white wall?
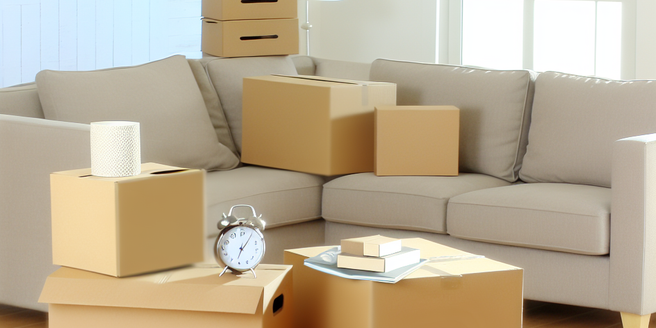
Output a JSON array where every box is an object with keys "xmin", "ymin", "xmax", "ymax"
[{"xmin": 307, "ymin": 0, "xmax": 438, "ymax": 64}]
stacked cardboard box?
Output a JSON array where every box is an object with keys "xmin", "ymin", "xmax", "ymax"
[
  {"xmin": 49, "ymin": 162, "xmax": 205, "ymax": 277},
  {"xmin": 201, "ymin": 0, "xmax": 299, "ymax": 57},
  {"xmin": 40, "ymin": 265, "xmax": 294, "ymax": 328},
  {"xmin": 41, "ymin": 162, "xmax": 294, "ymax": 328},
  {"xmin": 375, "ymin": 105, "xmax": 461, "ymax": 176},
  {"xmin": 241, "ymin": 75, "xmax": 397, "ymax": 176}
]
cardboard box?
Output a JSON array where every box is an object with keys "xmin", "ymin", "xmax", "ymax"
[
  {"xmin": 50, "ymin": 163, "xmax": 204, "ymax": 277},
  {"xmin": 39, "ymin": 264, "xmax": 293, "ymax": 328},
  {"xmin": 242, "ymin": 75, "xmax": 397, "ymax": 176},
  {"xmin": 284, "ymin": 238, "xmax": 523, "ymax": 328},
  {"xmin": 341, "ymin": 235, "xmax": 402, "ymax": 257},
  {"xmin": 337, "ymin": 247, "xmax": 420, "ymax": 273},
  {"xmin": 375, "ymin": 105, "xmax": 460, "ymax": 176},
  {"xmin": 202, "ymin": 18, "xmax": 299, "ymax": 58},
  {"xmin": 202, "ymin": 0, "xmax": 297, "ymax": 21}
]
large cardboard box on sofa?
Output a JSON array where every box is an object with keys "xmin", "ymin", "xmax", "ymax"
[
  {"xmin": 202, "ymin": 18, "xmax": 298, "ymax": 58},
  {"xmin": 284, "ymin": 238, "xmax": 523, "ymax": 328},
  {"xmin": 375, "ymin": 105, "xmax": 460, "ymax": 176},
  {"xmin": 39, "ymin": 264, "xmax": 293, "ymax": 328},
  {"xmin": 242, "ymin": 75, "xmax": 397, "ymax": 176},
  {"xmin": 50, "ymin": 163, "xmax": 204, "ymax": 277},
  {"xmin": 202, "ymin": 0, "xmax": 297, "ymax": 21}
]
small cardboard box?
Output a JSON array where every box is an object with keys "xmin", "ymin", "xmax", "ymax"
[
  {"xmin": 242, "ymin": 75, "xmax": 397, "ymax": 176},
  {"xmin": 202, "ymin": 18, "xmax": 299, "ymax": 58},
  {"xmin": 284, "ymin": 238, "xmax": 523, "ymax": 328},
  {"xmin": 340, "ymin": 235, "xmax": 402, "ymax": 257},
  {"xmin": 39, "ymin": 264, "xmax": 293, "ymax": 328},
  {"xmin": 374, "ymin": 105, "xmax": 460, "ymax": 176},
  {"xmin": 202, "ymin": 0, "xmax": 297, "ymax": 21},
  {"xmin": 50, "ymin": 163, "xmax": 204, "ymax": 277}
]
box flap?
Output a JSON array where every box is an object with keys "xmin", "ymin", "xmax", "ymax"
[
  {"xmin": 286, "ymin": 238, "xmax": 521, "ymax": 281},
  {"xmin": 51, "ymin": 163, "xmax": 196, "ymax": 181},
  {"xmin": 268, "ymin": 74, "xmax": 394, "ymax": 87},
  {"xmin": 399, "ymin": 238, "xmax": 522, "ymax": 279},
  {"xmin": 39, "ymin": 264, "xmax": 292, "ymax": 314}
]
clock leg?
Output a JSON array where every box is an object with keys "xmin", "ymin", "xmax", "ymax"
[
  {"xmin": 250, "ymin": 268, "xmax": 257, "ymax": 279},
  {"xmin": 219, "ymin": 266, "xmax": 230, "ymax": 277}
]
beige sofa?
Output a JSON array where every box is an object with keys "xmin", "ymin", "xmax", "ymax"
[{"xmin": 1, "ymin": 55, "xmax": 655, "ymax": 327}]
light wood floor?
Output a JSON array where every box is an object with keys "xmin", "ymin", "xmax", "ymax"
[{"xmin": 1, "ymin": 300, "xmax": 654, "ymax": 327}]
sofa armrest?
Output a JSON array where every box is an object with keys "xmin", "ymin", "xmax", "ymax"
[
  {"xmin": 610, "ymin": 133, "xmax": 656, "ymax": 315},
  {"xmin": 0, "ymin": 114, "xmax": 90, "ymax": 311}
]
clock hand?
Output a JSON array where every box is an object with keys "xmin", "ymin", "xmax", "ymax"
[{"xmin": 238, "ymin": 232, "xmax": 253, "ymax": 259}]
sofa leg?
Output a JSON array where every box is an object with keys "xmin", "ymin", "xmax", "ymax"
[{"xmin": 621, "ymin": 312, "xmax": 651, "ymax": 328}]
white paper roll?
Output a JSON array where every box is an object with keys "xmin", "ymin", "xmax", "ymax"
[{"xmin": 90, "ymin": 121, "xmax": 141, "ymax": 177}]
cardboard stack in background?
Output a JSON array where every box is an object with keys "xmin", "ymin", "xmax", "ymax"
[
  {"xmin": 201, "ymin": 0, "xmax": 299, "ymax": 57},
  {"xmin": 241, "ymin": 75, "xmax": 397, "ymax": 176},
  {"xmin": 42, "ymin": 162, "xmax": 295, "ymax": 328},
  {"xmin": 374, "ymin": 105, "xmax": 460, "ymax": 176}
]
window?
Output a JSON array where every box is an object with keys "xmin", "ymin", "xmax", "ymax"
[
  {"xmin": 462, "ymin": 0, "xmax": 524, "ymax": 70},
  {"xmin": 443, "ymin": 0, "xmax": 631, "ymax": 79},
  {"xmin": 0, "ymin": 0, "xmax": 202, "ymax": 88}
]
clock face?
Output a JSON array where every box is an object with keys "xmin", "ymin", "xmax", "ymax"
[{"xmin": 216, "ymin": 225, "xmax": 265, "ymax": 271}]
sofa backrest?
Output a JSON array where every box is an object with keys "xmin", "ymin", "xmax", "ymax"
[
  {"xmin": 291, "ymin": 56, "xmax": 371, "ymax": 81},
  {"xmin": 519, "ymin": 72, "xmax": 656, "ymax": 188},
  {"xmin": 203, "ymin": 56, "xmax": 299, "ymax": 154},
  {"xmin": 370, "ymin": 58, "xmax": 536, "ymax": 182},
  {"xmin": 0, "ymin": 83, "xmax": 44, "ymax": 118}
]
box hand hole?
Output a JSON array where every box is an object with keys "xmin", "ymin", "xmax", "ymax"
[
  {"xmin": 150, "ymin": 169, "xmax": 188, "ymax": 175},
  {"xmin": 272, "ymin": 294, "xmax": 284, "ymax": 315},
  {"xmin": 240, "ymin": 35, "xmax": 279, "ymax": 41},
  {"xmin": 242, "ymin": 0, "xmax": 278, "ymax": 3}
]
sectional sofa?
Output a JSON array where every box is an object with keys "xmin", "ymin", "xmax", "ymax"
[{"xmin": 1, "ymin": 54, "xmax": 655, "ymax": 328}]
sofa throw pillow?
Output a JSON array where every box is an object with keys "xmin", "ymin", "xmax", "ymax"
[
  {"xmin": 36, "ymin": 55, "xmax": 239, "ymax": 171},
  {"xmin": 370, "ymin": 59, "xmax": 536, "ymax": 182},
  {"xmin": 206, "ymin": 56, "xmax": 298, "ymax": 153},
  {"xmin": 519, "ymin": 72, "xmax": 656, "ymax": 188},
  {"xmin": 187, "ymin": 59, "xmax": 239, "ymax": 157}
]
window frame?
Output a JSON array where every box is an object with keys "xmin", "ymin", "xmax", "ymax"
[{"xmin": 439, "ymin": 0, "xmax": 637, "ymax": 79}]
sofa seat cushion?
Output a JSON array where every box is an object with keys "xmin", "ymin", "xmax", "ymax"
[
  {"xmin": 205, "ymin": 56, "xmax": 298, "ymax": 153},
  {"xmin": 370, "ymin": 59, "xmax": 536, "ymax": 182},
  {"xmin": 322, "ymin": 172, "xmax": 510, "ymax": 234},
  {"xmin": 447, "ymin": 183, "xmax": 611, "ymax": 255},
  {"xmin": 204, "ymin": 165, "xmax": 325, "ymax": 237},
  {"xmin": 35, "ymin": 55, "xmax": 239, "ymax": 171},
  {"xmin": 519, "ymin": 72, "xmax": 656, "ymax": 188}
]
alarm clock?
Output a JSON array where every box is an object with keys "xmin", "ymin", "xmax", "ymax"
[{"xmin": 214, "ymin": 204, "xmax": 266, "ymax": 278}]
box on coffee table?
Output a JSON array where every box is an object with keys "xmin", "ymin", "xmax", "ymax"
[
  {"xmin": 50, "ymin": 163, "xmax": 204, "ymax": 277},
  {"xmin": 39, "ymin": 264, "xmax": 293, "ymax": 328},
  {"xmin": 284, "ymin": 238, "xmax": 523, "ymax": 328},
  {"xmin": 242, "ymin": 75, "xmax": 397, "ymax": 176}
]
